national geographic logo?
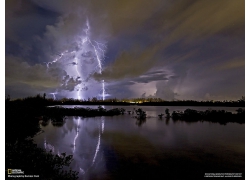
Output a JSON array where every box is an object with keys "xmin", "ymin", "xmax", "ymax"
[
  {"xmin": 7, "ymin": 169, "xmax": 39, "ymax": 178},
  {"xmin": 7, "ymin": 169, "xmax": 24, "ymax": 174}
]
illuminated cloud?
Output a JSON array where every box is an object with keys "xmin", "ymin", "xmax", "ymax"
[
  {"xmin": 6, "ymin": 56, "xmax": 66, "ymax": 88},
  {"xmin": 5, "ymin": 56, "xmax": 82, "ymax": 97},
  {"xmin": 93, "ymin": 45, "xmax": 161, "ymax": 81},
  {"xmin": 5, "ymin": 0, "xmax": 245, "ymax": 100}
]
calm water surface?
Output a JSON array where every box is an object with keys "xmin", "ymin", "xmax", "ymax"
[{"xmin": 34, "ymin": 106, "xmax": 245, "ymax": 179}]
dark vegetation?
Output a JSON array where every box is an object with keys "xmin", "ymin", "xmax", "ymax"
[
  {"xmin": 5, "ymin": 94, "xmax": 127, "ymax": 179},
  {"xmin": 45, "ymin": 106, "xmax": 125, "ymax": 120},
  {"xmin": 6, "ymin": 140, "xmax": 78, "ymax": 179},
  {"xmin": 139, "ymin": 98, "xmax": 245, "ymax": 107},
  {"xmin": 171, "ymin": 108, "xmax": 245, "ymax": 124},
  {"xmin": 133, "ymin": 107, "xmax": 244, "ymax": 126},
  {"xmin": 43, "ymin": 106, "xmax": 126, "ymax": 127},
  {"xmin": 5, "ymin": 96, "xmax": 79, "ymax": 179},
  {"xmin": 9, "ymin": 94, "xmax": 245, "ymax": 107},
  {"xmin": 134, "ymin": 108, "xmax": 147, "ymax": 126},
  {"xmin": 5, "ymin": 94, "xmax": 245, "ymax": 178}
]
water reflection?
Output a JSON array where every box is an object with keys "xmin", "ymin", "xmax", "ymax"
[
  {"xmin": 135, "ymin": 119, "xmax": 146, "ymax": 127},
  {"xmin": 35, "ymin": 116, "xmax": 106, "ymax": 179},
  {"xmin": 73, "ymin": 116, "xmax": 105, "ymax": 179},
  {"xmin": 165, "ymin": 118, "xmax": 170, "ymax": 125},
  {"xmin": 92, "ymin": 118, "xmax": 101, "ymax": 166},
  {"xmin": 34, "ymin": 106, "xmax": 245, "ymax": 179},
  {"xmin": 73, "ymin": 117, "xmax": 80, "ymax": 153}
]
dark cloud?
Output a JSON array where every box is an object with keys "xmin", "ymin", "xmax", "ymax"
[
  {"xmin": 92, "ymin": 0, "xmax": 244, "ymax": 90},
  {"xmin": 5, "ymin": 56, "xmax": 83, "ymax": 97},
  {"xmin": 151, "ymin": 0, "xmax": 244, "ymax": 43},
  {"xmin": 105, "ymin": 83, "xmax": 135, "ymax": 99},
  {"xmin": 93, "ymin": 45, "xmax": 161, "ymax": 81},
  {"xmin": 6, "ymin": 56, "xmax": 66, "ymax": 88},
  {"xmin": 129, "ymin": 71, "xmax": 169, "ymax": 84},
  {"xmin": 5, "ymin": 0, "xmax": 245, "ymax": 100},
  {"xmin": 214, "ymin": 58, "xmax": 245, "ymax": 71}
]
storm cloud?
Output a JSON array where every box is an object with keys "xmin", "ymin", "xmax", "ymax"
[{"xmin": 5, "ymin": 0, "xmax": 245, "ymax": 100}]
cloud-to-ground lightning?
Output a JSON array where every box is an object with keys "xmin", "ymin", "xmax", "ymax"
[
  {"xmin": 74, "ymin": 57, "xmax": 81, "ymax": 99},
  {"xmin": 44, "ymin": 19, "xmax": 108, "ymax": 100},
  {"xmin": 84, "ymin": 19, "xmax": 107, "ymax": 100},
  {"xmin": 50, "ymin": 92, "xmax": 57, "ymax": 100},
  {"xmin": 102, "ymin": 80, "xmax": 105, "ymax": 101},
  {"xmin": 43, "ymin": 21, "xmax": 109, "ymax": 170}
]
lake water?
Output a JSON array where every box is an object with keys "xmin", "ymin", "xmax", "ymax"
[{"xmin": 33, "ymin": 106, "xmax": 245, "ymax": 179}]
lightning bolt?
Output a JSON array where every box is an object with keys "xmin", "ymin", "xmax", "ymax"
[
  {"xmin": 102, "ymin": 80, "xmax": 105, "ymax": 101},
  {"xmin": 101, "ymin": 116, "xmax": 105, "ymax": 134},
  {"xmin": 74, "ymin": 57, "xmax": 81, "ymax": 99},
  {"xmin": 92, "ymin": 116, "xmax": 105, "ymax": 166},
  {"xmin": 50, "ymin": 92, "xmax": 57, "ymax": 100},
  {"xmin": 44, "ymin": 19, "xmax": 108, "ymax": 100},
  {"xmin": 84, "ymin": 19, "xmax": 107, "ymax": 100},
  {"xmin": 53, "ymin": 50, "xmax": 68, "ymax": 64},
  {"xmin": 92, "ymin": 127, "xmax": 101, "ymax": 165},
  {"xmin": 73, "ymin": 117, "xmax": 80, "ymax": 153}
]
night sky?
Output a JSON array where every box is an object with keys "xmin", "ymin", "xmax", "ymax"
[{"xmin": 5, "ymin": 0, "xmax": 245, "ymax": 101}]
